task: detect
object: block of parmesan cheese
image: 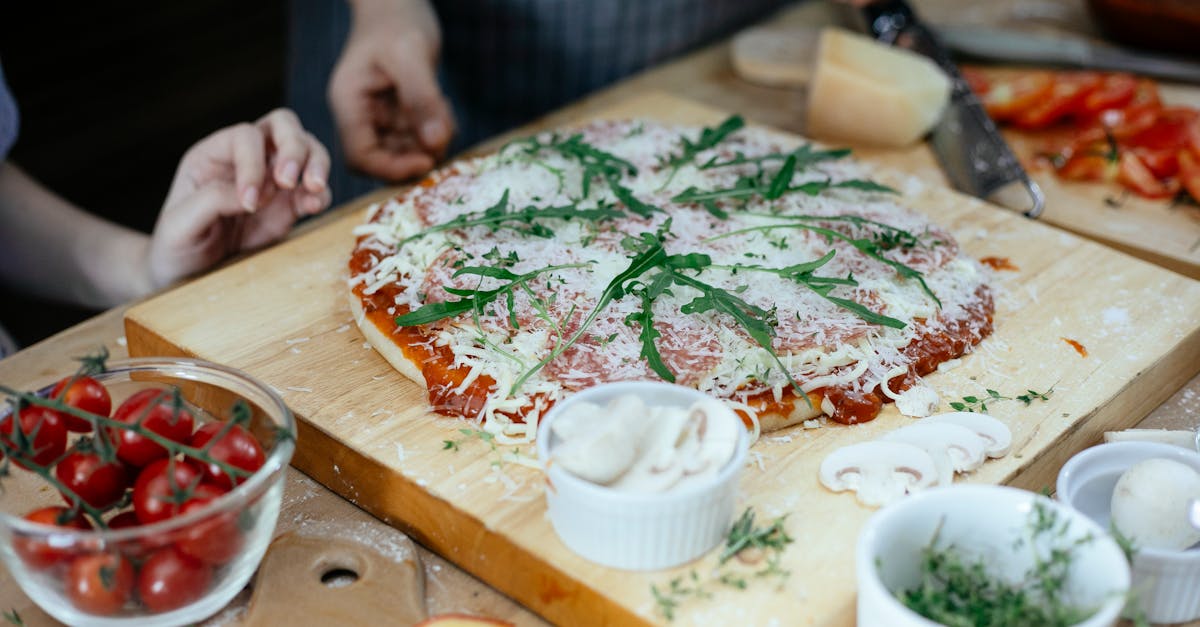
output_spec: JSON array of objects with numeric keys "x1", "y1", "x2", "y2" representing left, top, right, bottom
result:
[{"x1": 805, "y1": 28, "x2": 951, "y2": 148}]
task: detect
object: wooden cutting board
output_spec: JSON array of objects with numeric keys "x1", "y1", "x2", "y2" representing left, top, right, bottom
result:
[{"x1": 124, "y1": 92, "x2": 1200, "y2": 626}]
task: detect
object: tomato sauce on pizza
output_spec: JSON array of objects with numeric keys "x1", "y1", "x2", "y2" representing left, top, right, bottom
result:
[{"x1": 349, "y1": 118, "x2": 994, "y2": 441}]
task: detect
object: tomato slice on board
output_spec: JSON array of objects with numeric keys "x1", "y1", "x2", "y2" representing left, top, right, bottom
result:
[
  {"x1": 961, "y1": 67, "x2": 990, "y2": 96},
  {"x1": 1117, "y1": 152, "x2": 1181, "y2": 199},
  {"x1": 1057, "y1": 143, "x2": 1119, "y2": 183},
  {"x1": 1077, "y1": 73, "x2": 1137, "y2": 117},
  {"x1": 1012, "y1": 72, "x2": 1103, "y2": 130},
  {"x1": 981, "y1": 71, "x2": 1054, "y2": 122},
  {"x1": 1179, "y1": 148, "x2": 1200, "y2": 204}
]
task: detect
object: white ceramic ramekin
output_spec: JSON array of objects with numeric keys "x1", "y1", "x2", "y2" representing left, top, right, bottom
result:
[
  {"x1": 857, "y1": 485, "x2": 1130, "y2": 627},
  {"x1": 1057, "y1": 441, "x2": 1200, "y2": 624},
  {"x1": 535, "y1": 381, "x2": 749, "y2": 571}
]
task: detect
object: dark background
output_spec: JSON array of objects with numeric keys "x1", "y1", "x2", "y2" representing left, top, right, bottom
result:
[{"x1": 1, "y1": 2, "x2": 287, "y2": 347}]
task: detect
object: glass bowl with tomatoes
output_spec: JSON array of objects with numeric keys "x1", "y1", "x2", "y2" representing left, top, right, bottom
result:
[{"x1": 0, "y1": 356, "x2": 295, "y2": 626}]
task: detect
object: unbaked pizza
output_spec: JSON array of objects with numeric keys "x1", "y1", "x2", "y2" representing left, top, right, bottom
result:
[{"x1": 348, "y1": 117, "x2": 994, "y2": 441}]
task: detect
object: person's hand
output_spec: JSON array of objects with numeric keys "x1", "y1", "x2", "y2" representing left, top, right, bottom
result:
[
  {"x1": 328, "y1": 0, "x2": 454, "y2": 181},
  {"x1": 146, "y1": 108, "x2": 331, "y2": 289}
]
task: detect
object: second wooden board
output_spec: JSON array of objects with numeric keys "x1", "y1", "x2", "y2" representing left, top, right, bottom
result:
[{"x1": 125, "y1": 92, "x2": 1200, "y2": 626}]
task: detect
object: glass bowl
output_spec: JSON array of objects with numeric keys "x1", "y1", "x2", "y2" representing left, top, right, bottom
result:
[{"x1": 0, "y1": 358, "x2": 294, "y2": 626}]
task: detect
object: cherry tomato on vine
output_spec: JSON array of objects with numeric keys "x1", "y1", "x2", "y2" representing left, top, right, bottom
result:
[
  {"x1": 109, "y1": 388, "x2": 196, "y2": 468},
  {"x1": 55, "y1": 450, "x2": 130, "y2": 509},
  {"x1": 187, "y1": 422, "x2": 265, "y2": 489},
  {"x1": 14, "y1": 506, "x2": 93, "y2": 569},
  {"x1": 107, "y1": 511, "x2": 140, "y2": 529},
  {"x1": 137, "y1": 546, "x2": 212, "y2": 613},
  {"x1": 176, "y1": 488, "x2": 242, "y2": 565},
  {"x1": 66, "y1": 552, "x2": 134, "y2": 615},
  {"x1": 132, "y1": 458, "x2": 210, "y2": 524},
  {"x1": 50, "y1": 375, "x2": 112, "y2": 433},
  {"x1": 1, "y1": 405, "x2": 67, "y2": 469}
]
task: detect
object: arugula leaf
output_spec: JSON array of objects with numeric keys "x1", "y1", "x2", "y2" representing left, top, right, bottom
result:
[
  {"x1": 700, "y1": 143, "x2": 852, "y2": 170},
  {"x1": 660, "y1": 114, "x2": 745, "y2": 186},
  {"x1": 765, "y1": 154, "x2": 797, "y2": 200},
  {"x1": 627, "y1": 273, "x2": 676, "y2": 382},
  {"x1": 673, "y1": 177, "x2": 897, "y2": 205},
  {"x1": 402, "y1": 190, "x2": 625, "y2": 245},
  {"x1": 605, "y1": 170, "x2": 659, "y2": 218},
  {"x1": 394, "y1": 262, "x2": 589, "y2": 327}
]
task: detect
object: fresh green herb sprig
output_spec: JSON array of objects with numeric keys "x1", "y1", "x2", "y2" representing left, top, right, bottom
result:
[
  {"x1": 652, "y1": 508, "x2": 794, "y2": 621},
  {"x1": 949, "y1": 387, "x2": 1054, "y2": 413},
  {"x1": 898, "y1": 501, "x2": 1098, "y2": 627},
  {"x1": 394, "y1": 261, "x2": 590, "y2": 328},
  {"x1": 659, "y1": 114, "x2": 745, "y2": 188},
  {"x1": 2, "y1": 609, "x2": 21, "y2": 626},
  {"x1": 673, "y1": 175, "x2": 896, "y2": 206},
  {"x1": 707, "y1": 218, "x2": 940, "y2": 306},
  {"x1": 700, "y1": 143, "x2": 852, "y2": 171},
  {"x1": 400, "y1": 190, "x2": 625, "y2": 246}
]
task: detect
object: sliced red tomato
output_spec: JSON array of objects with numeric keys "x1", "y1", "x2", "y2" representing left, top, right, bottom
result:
[
  {"x1": 1179, "y1": 148, "x2": 1200, "y2": 204},
  {"x1": 55, "y1": 450, "x2": 130, "y2": 509},
  {"x1": 66, "y1": 552, "x2": 134, "y2": 616},
  {"x1": 1012, "y1": 72, "x2": 1103, "y2": 130},
  {"x1": 981, "y1": 71, "x2": 1054, "y2": 122},
  {"x1": 14, "y1": 506, "x2": 94, "y2": 569},
  {"x1": 961, "y1": 67, "x2": 990, "y2": 96},
  {"x1": 1077, "y1": 73, "x2": 1137, "y2": 117},
  {"x1": 50, "y1": 375, "x2": 111, "y2": 433},
  {"x1": 1057, "y1": 143, "x2": 1119, "y2": 183},
  {"x1": 187, "y1": 422, "x2": 265, "y2": 489},
  {"x1": 109, "y1": 388, "x2": 196, "y2": 468},
  {"x1": 1117, "y1": 152, "x2": 1181, "y2": 199},
  {"x1": 1, "y1": 405, "x2": 67, "y2": 469}
]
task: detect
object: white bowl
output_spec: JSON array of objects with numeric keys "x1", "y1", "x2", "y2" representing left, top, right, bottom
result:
[
  {"x1": 857, "y1": 485, "x2": 1130, "y2": 627},
  {"x1": 535, "y1": 381, "x2": 748, "y2": 571},
  {"x1": 1057, "y1": 441, "x2": 1200, "y2": 624}
]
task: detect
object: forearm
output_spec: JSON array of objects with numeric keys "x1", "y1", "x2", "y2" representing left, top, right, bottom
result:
[
  {"x1": 347, "y1": 0, "x2": 440, "y2": 47},
  {"x1": 0, "y1": 162, "x2": 154, "y2": 308}
]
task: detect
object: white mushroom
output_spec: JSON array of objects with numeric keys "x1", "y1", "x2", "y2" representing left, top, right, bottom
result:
[
  {"x1": 881, "y1": 422, "x2": 987, "y2": 486},
  {"x1": 819, "y1": 441, "x2": 939, "y2": 507},
  {"x1": 1111, "y1": 458, "x2": 1200, "y2": 551},
  {"x1": 922, "y1": 412, "x2": 1012, "y2": 458}
]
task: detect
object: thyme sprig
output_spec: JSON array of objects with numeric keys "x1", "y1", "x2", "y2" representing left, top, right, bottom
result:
[
  {"x1": 659, "y1": 114, "x2": 745, "y2": 188},
  {"x1": 899, "y1": 501, "x2": 1098, "y2": 626},
  {"x1": 949, "y1": 387, "x2": 1054, "y2": 413},
  {"x1": 400, "y1": 190, "x2": 625, "y2": 245},
  {"x1": 652, "y1": 508, "x2": 794, "y2": 621}
]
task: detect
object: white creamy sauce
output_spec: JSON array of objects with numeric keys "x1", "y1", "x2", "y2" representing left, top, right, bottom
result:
[{"x1": 550, "y1": 394, "x2": 740, "y2": 493}]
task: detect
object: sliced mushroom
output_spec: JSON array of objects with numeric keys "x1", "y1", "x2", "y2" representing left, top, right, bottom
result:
[
  {"x1": 819, "y1": 441, "x2": 939, "y2": 507},
  {"x1": 922, "y1": 412, "x2": 1012, "y2": 458},
  {"x1": 881, "y1": 422, "x2": 987, "y2": 486}
]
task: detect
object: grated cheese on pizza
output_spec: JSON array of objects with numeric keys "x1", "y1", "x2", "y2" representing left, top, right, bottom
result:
[{"x1": 348, "y1": 117, "x2": 994, "y2": 443}]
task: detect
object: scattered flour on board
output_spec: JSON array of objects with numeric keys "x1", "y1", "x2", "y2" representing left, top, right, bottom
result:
[
  {"x1": 291, "y1": 518, "x2": 417, "y2": 564},
  {"x1": 1102, "y1": 307, "x2": 1130, "y2": 327}
]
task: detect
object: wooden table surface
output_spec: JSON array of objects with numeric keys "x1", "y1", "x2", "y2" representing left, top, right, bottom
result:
[{"x1": 3, "y1": 0, "x2": 1199, "y2": 624}]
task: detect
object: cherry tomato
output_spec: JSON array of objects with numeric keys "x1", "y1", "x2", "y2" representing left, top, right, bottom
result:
[
  {"x1": 109, "y1": 388, "x2": 195, "y2": 468},
  {"x1": 187, "y1": 422, "x2": 265, "y2": 489},
  {"x1": 1, "y1": 405, "x2": 67, "y2": 469},
  {"x1": 176, "y1": 489, "x2": 242, "y2": 565},
  {"x1": 981, "y1": 71, "x2": 1054, "y2": 122},
  {"x1": 55, "y1": 450, "x2": 130, "y2": 509},
  {"x1": 1012, "y1": 72, "x2": 1102, "y2": 130},
  {"x1": 137, "y1": 546, "x2": 212, "y2": 613},
  {"x1": 50, "y1": 375, "x2": 111, "y2": 433},
  {"x1": 65, "y1": 552, "x2": 134, "y2": 616},
  {"x1": 14, "y1": 506, "x2": 93, "y2": 570},
  {"x1": 132, "y1": 458, "x2": 205, "y2": 524},
  {"x1": 1117, "y1": 151, "x2": 1181, "y2": 199},
  {"x1": 1179, "y1": 148, "x2": 1200, "y2": 205}
]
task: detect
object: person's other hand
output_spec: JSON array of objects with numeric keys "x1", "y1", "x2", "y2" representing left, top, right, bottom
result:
[
  {"x1": 146, "y1": 108, "x2": 331, "y2": 288},
  {"x1": 328, "y1": 1, "x2": 454, "y2": 181}
]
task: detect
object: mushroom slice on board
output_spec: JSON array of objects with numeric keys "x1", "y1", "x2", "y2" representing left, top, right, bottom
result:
[
  {"x1": 818, "y1": 441, "x2": 939, "y2": 507},
  {"x1": 881, "y1": 421, "x2": 987, "y2": 485},
  {"x1": 922, "y1": 412, "x2": 1013, "y2": 458}
]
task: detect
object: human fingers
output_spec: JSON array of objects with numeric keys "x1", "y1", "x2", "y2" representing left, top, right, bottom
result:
[
  {"x1": 256, "y1": 108, "x2": 310, "y2": 190},
  {"x1": 148, "y1": 181, "x2": 245, "y2": 288},
  {"x1": 224, "y1": 123, "x2": 269, "y2": 211},
  {"x1": 301, "y1": 132, "x2": 331, "y2": 194},
  {"x1": 328, "y1": 46, "x2": 386, "y2": 176},
  {"x1": 374, "y1": 35, "x2": 455, "y2": 156}
]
